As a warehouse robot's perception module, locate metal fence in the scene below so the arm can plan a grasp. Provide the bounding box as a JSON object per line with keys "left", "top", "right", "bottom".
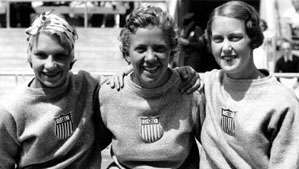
{"left": 2, "top": 71, "right": 299, "bottom": 86}
{"left": 0, "top": 0, "right": 167, "bottom": 28}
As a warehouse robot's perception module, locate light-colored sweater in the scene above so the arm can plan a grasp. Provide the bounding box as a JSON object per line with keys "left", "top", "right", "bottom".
{"left": 99, "top": 69, "right": 203, "bottom": 169}
{"left": 200, "top": 69, "right": 299, "bottom": 169}
{"left": 0, "top": 71, "right": 106, "bottom": 169}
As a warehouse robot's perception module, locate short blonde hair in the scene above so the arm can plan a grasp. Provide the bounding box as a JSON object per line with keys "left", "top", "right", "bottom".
{"left": 26, "top": 12, "right": 78, "bottom": 56}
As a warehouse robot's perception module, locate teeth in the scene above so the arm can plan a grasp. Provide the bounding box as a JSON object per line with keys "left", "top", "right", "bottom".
{"left": 144, "top": 66, "right": 158, "bottom": 71}
{"left": 221, "top": 55, "right": 237, "bottom": 60}
{"left": 43, "top": 72, "right": 60, "bottom": 78}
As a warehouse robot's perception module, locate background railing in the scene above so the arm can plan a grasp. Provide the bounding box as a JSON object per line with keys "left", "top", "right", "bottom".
{"left": 2, "top": 71, "right": 299, "bottom": 86}
{"left": 0, "top": 0, "right": 168, "bottom": 28}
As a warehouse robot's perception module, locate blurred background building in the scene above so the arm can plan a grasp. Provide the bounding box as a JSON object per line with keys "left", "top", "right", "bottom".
{"left": 0, "top": 0, "right": 298, "bottom": 97}
{"left": 0, "top": 0, "right": 299, "bottom": 166}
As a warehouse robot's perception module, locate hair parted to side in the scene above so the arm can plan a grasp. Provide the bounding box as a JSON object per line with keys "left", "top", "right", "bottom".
{"left": 119, "top": 5, "right": 178, "bottom": 62}
{"left": 206, "top": 1, "right": 264, "bottom": 50}
{"left": 26, "top": 11, "right": 78, "bottom": 56}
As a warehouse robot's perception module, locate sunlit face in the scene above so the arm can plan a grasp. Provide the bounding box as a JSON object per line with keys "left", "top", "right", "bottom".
{"left": 211, "top": 16, "right": 255, "bottom": 78}
{"left": 28, "top": 32, "right": 73, "bottom": 88}
{"left": 127, "top": 26, "right": 171, "bottom": 88}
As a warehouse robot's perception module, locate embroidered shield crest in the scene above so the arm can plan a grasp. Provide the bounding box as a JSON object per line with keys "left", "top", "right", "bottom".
{"left": 221, "top": 108, "right": 236, "bottom": 136}
{"left": 55, "top": 113, "right": 73, "bottom": 139}
{"left": 139, "top": 116, "right": 164, "bottom": 143}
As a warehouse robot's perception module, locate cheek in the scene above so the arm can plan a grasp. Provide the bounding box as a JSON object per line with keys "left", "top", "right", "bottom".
{"left": 236, "top": 43, "right": 252, "bottom": 55}
{"left": 211, "top": 43, "right": 221, "bottom": 56}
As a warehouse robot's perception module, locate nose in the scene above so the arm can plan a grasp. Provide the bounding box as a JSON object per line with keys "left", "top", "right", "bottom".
{"left": 144, "top": 49, "right": 156, "bottom": 62}
{"left": 44, "top": 55, "right": 57, "bottom": 71}
{"left": 221, "top": 40, "right": 233, "bottom": 55}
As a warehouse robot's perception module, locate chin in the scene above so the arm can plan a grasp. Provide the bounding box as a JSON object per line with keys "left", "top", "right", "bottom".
{"left": 42, "top": 81, "right": 63, "bottom": 88}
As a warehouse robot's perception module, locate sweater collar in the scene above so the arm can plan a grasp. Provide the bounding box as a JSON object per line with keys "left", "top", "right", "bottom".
{"left": 127, "top": 68, "right": 180, "bottom": 98}
{"left": 25, "top": 72, "right": 72, "bottom": 98}
{"left": 222, "top": 69, "right": 275, "bottom": 91}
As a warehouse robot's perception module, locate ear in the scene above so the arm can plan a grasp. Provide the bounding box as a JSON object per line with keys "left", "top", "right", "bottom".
{"left": 70, "top": 59, "right": 76, "bottom": 70}
{"left": 124, "top": 54, "right": 131, "bottom": 64}
{"left": 27, "top": 56, "right": 33, "bottom": 68}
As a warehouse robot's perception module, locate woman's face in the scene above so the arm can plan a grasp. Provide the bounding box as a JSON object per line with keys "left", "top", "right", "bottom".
{"left": 211, "top": 16, "right": 255, "bottom": 79}
{"left": 28, "top": 32, "right": 73, "bottom": 88}
{"left": 127, "top": 26, "right": 171, "bottom": 88}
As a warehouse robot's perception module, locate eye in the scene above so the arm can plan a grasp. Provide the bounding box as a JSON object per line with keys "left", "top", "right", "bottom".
{"left": 34, "top": 52, "right": 47, "bottom": 59}
{"left": 54, "top": 53, "right": 69, "bottom": 61}
{"left": 134, "top": 46, "right": 147, "bottom": 53}
{"left": 228, "top": 34, "right": 243, "bottom": 42}
{"left": 153, "top": 45, "right": 168, "bottom": 53}
{"left": 212, "top": 35, "right": 223, "bottom": 43}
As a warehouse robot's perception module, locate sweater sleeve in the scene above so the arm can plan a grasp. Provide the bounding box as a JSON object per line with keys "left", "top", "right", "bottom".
{"left": 0, "top": 107, "right": 19, "bottom": 169}
{"left": 268, "top": 101, "right": 299, "bottom": 169}
{"left": 93, "top": 83, "right": 112, "bottom": 150}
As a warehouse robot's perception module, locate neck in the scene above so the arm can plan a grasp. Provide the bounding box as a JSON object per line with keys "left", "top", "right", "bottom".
{"left": 227, "top": 66, "right": 264, "bottom": 80}
{"left": 131, "top": 69, "right": 172, "bottom": 89}
{"left": 29, "top": 76, "right": 69, "bottom": 89}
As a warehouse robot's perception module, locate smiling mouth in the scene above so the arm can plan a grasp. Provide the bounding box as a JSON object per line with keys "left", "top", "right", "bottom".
{"left": 221, "top": 55, "right": 237, "bottom": 61}
{"left": 143, "top": 65, "right": 160, "bottom": 73}
{"left": 42, "top": 72, "right": 61, "bottom": 79}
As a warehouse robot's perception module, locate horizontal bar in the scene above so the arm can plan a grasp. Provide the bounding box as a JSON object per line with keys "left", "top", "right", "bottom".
{"left": 0, "top": 72, "right": 298, "bottom": 78}
{"left": 3, "top": 0, "right": 167, "bottom": 2}
{"left": 34, "top": 6, "right": 126, "bottom": 14}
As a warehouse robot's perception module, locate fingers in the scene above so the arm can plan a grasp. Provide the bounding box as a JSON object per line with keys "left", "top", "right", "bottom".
{"left": 114, "top": 75, "right": 121, "bottom": 91}
{"left": 179, "top": 72, "right": 203, "bottom": 94}
{"left": 106, "top": 76, "right": 115, "bottom": 89}
{"left": 180, "top": 73, "right": 196, "bottom": 93}
{"left": 186, "top": 74, "right": 203, "bottom": 94}
{"left": 178, "top": 67, "right": 190, "bottom": 80}
{"left": 107, "top": 72, "right": 125, "bottom": 91}
{"left": 119, "top": 72, "right": 125, "bottom": 89}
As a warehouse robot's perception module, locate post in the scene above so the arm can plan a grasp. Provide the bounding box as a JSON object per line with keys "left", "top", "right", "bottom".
{"left": 84, "top": 0, "right": 88, "bottom": 28}
{"left": 6, "top": 0, "right": 10, "bottom": 28}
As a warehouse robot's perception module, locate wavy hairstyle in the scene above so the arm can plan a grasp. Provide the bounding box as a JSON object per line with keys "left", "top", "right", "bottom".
{"left": 206, "top": 1, "right": 264, "bottom": 49}
{"left": 119, "top": 5, "right": 178, "bottom": 62}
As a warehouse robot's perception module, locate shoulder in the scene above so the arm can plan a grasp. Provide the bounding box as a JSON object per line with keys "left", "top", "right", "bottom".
{"left": 202, "top": 69, "right": 222, "bottom": 84}
{"left": 98, "top": 76, "right": 127, "bottom": 101}
{"left": 265, "top": 78, "right": 298, "bottom": 108}
{"left": 71, "top": 70, "right": 98, "bottom": 90}
{"left": 276, "top": 57, "right": 283, "bottom": 63}
{"left": 0, "top": 86, "right": 32, "bottom": 120}
{"left": 0, "top": 105, "right": 15, "bottom": 125}
{"left": 293, "top": 55, "right": 299, "bottom": 60}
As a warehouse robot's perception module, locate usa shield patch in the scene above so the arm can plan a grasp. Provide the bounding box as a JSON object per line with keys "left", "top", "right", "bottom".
{"left": 221, "top": 108, "right": 236, "bottom": 136}
{"left": 140, "top": 116, "right": 164, "bottom": 143}
{"left": 55, "top": 113, "right": 73, "bottom": 139}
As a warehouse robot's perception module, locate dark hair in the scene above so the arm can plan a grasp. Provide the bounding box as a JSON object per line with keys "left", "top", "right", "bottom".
{"left": 206, "top": 1, "right": 264, "bottom": 49}
{"left": 119, "top": 5, "right": 178, "bottom": 62}
{"left": 260, "top": 19, "right": 268, "bottom": 31}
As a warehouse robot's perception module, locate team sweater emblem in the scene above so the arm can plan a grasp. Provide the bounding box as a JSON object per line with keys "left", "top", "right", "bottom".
{"left": 55, "top": 113, "right": 73, "bottom": 139}
{"left": 221, "top": 108, "right": 236, "bottom": 136}
{"left": 139, "top": 116, "right": 164, "bottom": 143}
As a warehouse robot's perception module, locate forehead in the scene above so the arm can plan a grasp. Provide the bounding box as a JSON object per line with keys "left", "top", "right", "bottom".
{"left": 129, "top": 26, "right": 168, "bottom": 46}
{"left": 32, "top": 32, "right": 68, "bottom": 53}
{"left": 211, "top": 16, "right": 246, "bottom": 35}
{"left": 281, "top": 42, "right": 291, "bottom": 48}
